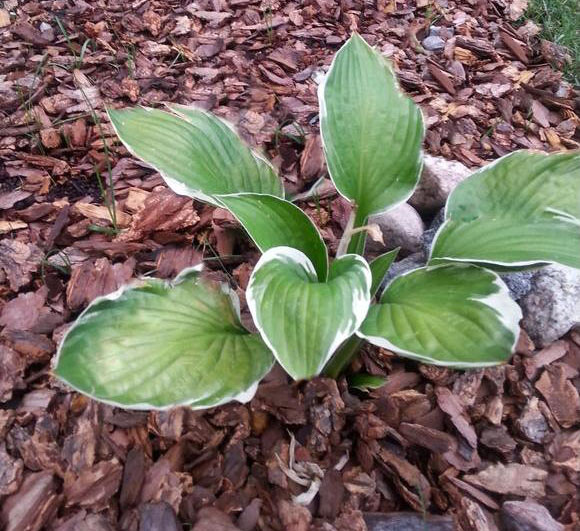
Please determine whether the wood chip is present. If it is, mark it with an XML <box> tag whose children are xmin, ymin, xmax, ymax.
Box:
<box><xmin>0</xmin><ymin>8</ymin><xmax>10</xmax><ymax>27</ymax></box>
<box><xmin>500</xmin><ymin>30</ymin><xmax>529</xmax><ymax>64</ymax></box>
<box><xmin>435</xmin><ymin>387</ymin><xmax>477</xmax><ymax>448</ymax></box>
<box><xmin>0</xmin><ymin>221</ymin><xmax>27</xmax><ymax>233</ymax></box>
<box><xmin>535</xmin><ymin>365</ymin><xmax>580</xmax><ymax>428</ymax></box>
<box><xmin>524</xmin><ymin>340</ymin><xmax>568</xmax><ymax>379</ymax></box>
<box><xmin>376</xmin><ymin>447</ymin><xmax>431</xmax><ymax>511</ymax></box>
<box><xmin>73</xmin><ymin>202</ymin><xmax>131</xmax><ymax>228</ymax></box>
<box><xmin>139</xmin><ymin>502</ymin><xmax>182</xmax><ymax>531</ymax></box>
<box><xmin>399</xmin><ymin>422</ymin><xmax>457</xmax><ymax>454</ymax></box>
<box><xmin>64</xmin><ymin>460</ymin><xmax>123</xmax><ymax>510</ymax></box>
<box><xmin>0</xmin><ymin>190</ymin><xmax>31</xmax><ymax>209</ymax></box>
<box><xmin>501</xmin><ymin>500</ymin><xmax>563</xmax><ymax>531</ymax></box>
<box><xmin>464</xmin><ymin>463</ymin><xmax>547</xmax><ymax>497</ymax></box>
<box><xmin>318</xmin><ymin>469</ymin><xmax>344</xmax><ymax>519</ymax></box>
<box><xmin>0</xmin><ymin>240</ymin><xmax>43</xmax><ymax>291</ymax></box>
<box><xmin>118</xmin><ymin>188</ymin><xmax>199</xmax><ymax>242</ymax></box>
<box><xmin>66</xmin><ymin>257</ymin><xmax>135</xmax><ymax>310</ymax></box>
<box><xmin>0</xmin><ymin>471</ymin><xmax>60</xmax><ymax>531</ymax></box>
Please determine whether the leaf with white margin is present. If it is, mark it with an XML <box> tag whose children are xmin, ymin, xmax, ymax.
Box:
<box><xmin>430</xmin><ymin>151</ymin><xmax>580</xmax><ymax>270</ymax></box>
<box><xmin>359</xmin><ymin>264</ymin><xmax>522</xmax><ymax>367</ymax></box>
<box><xmin>54</xmin><ymin>267</ymin><xmax>273</xmax><ymax>410</ymax></box>
<box><xmin>218</xmin><ymin>193</ymin><xmax>328</xmax><ymax>281</ymax></box>
<box><xmin>108</xmin><ymin>106</ymin><xmax>283</xmax><ymax>205</ymax></box>
<box><xmin>247</xmin><ymin>247</ymin><xmax>371</xmax><ymax>380</ymax></box>
<box><xmin>319</xmin><ymin>33</ymin><xmax>424</xmax><ymax>221</ymax></box>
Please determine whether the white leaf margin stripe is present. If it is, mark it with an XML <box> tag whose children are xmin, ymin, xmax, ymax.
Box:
<box><xmin>317</xmin><ymin>33</ymin><xmax>425</xmax><ymax>218</ymax></box>
<box><xmin>428</xmin><ymin>150</ymin><xmax>580</xmax><ymax>268</ymax></box>
<box><xmin>357</xmin><ymin>264</ymin><xmax>523</xmax><ymax>368</ymax></box>
<box><xmin>246</xmin><ymin>246</ymin><xmax>372</xmax><ymax>378</ymax></box>
<box><xmin>53</xmin><ymin>265</ymin><xmax>271</xmax><ymax>410</ymax></box>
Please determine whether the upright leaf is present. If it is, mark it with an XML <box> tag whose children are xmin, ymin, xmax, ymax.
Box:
<box><xmin>369</xmin><ymin>248</ymin><xmax>399</xmax><ymax>296</ymax></box>
<box><xmin>108</xmin><ymin>106</ymin><xmax>283</xmax><ymax>204</ymax></box>
<box><xmin>54</xmin><ymin>268</ymin><xmax>273</xmax><ymax>409</ymax></box>
<box><xmin>319</xmin><ymin>33</ymin><xmax>424</xmax><ymax>221</ymax></box>
<box><xmin>359</xmin><ymin>264</ymin><xmax>522</xmax><ymax>367</ymax></box>
<box><xmin>247</xmin><ymin>247</ymin><xmax>371</xmax><ymax>380</ymax></box>
<box><xmin>218</xmin><ymin>193</ymin><xmax>328</xmax><ymax>280</ymax></box>
<box><xmin>430</xmin><ymin>151</ymin><xmax>580</xmax><ymax>270</ymax></box>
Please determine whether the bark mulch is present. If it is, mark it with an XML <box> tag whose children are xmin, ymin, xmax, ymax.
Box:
<box><xmin>1</xmin><ymin>0</ymin><xmax>579</xmax><ymax>530</ymax></box>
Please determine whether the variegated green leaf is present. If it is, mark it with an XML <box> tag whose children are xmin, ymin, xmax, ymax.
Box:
<box><xmin>108</xmin><ymin>106</ymin><xmax>283</xmax><ymax>205</ymax></box>
<box><xmin>247</xmin><ymin>247</ymin><xmax>371</xmax><ymax>380</ymax></box>
<box><xmin>359</xmin><ymin>264</ymin><xmax>521</xmax><ymax>367</ymax></box>
<box><xmin>54</xmin><ymin>268</ymin><xmax>273</xmax><ymax>409</ymax></box>
<box><xmin>319</xmin><ymin>33</ymin><xmax>424</xmax><ymax>221</ymax></box>
<box><xmin>430</xmin><ymin>151</ymin><xmax>580</xmax><ymax>270</ymax></box>
<box><xmin>218</xmin><ymin>193</ymin><xmax>328</xmax><ymax>280</ymax></box>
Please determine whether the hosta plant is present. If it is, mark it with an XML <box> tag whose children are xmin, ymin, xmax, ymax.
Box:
<box><xmin>54</xmin><ymin>34</ymin><xmax>580</xmax><ymax>410</ymax></box>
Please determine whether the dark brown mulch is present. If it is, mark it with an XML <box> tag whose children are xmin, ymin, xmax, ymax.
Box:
<box><xmin>1</xmin><ymin>1</ymin><xmax>579</xmax><ymax>530</ymax></box>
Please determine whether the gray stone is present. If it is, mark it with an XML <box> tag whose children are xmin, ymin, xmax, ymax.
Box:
<box><xmin>367</xmin><ymin>203</ymin><xmax>424</xmax><ymax>257</ymax></box>
<box><xmin>364</xmin><ymin>512</ymin><xmax>455</xmax><ymax>531</ymax></box>
<box><xmin>520</xmin><ymin>264</ymin><xmax>580</xmax><ymax>347</ymax></box>
<box><xmin>501</xmin><ymin>500</ymin><xmax>564</xmax><ymax>531</ymax></box>
<box><xmin>422</xmin><ymin>35</ymin><xmax>446</xmax><ymax>52</ymax></box>
<box><xmin>421</xmin><ymin>208</ymin><xmax>445</xmax><ymax>255</ymax></box>
<box><xmin>501</xmin><ymin>271</ymin><xmax>534</xmax><ymax>301</ymax></box>
<box><xmin>429</xmin><ymin>25</ymin><xmax>442</xmax><ymax>37</ymax></box>
<box><xmin>410</xmin><ymin>155</ymin><xmax>471</xmax><ymax>214</ymax></box>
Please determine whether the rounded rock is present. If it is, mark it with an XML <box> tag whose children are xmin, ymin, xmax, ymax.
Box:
<box><xmin>367</xmin><ymin>203</ymin><xmax>424</xmax><ymax>257</ymax></box>
<box><xmin>520</xmin><ymin>264</ymin><xmax>580</xmax><ymax>347</ymax></box>
<box><xmin>410</xmin><ymin>155</ymin><xmax>471</xmax><ymax>214</ymax></box>
<box><xmin>422</xmin><ymin>35</ymin><xmax>446</xmax><ymax>52</ymax></box>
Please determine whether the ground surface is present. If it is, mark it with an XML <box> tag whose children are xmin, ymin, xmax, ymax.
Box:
<box><xmin>0</xmin><ymin>1</ymin><xmax>579</xmax><ymax>530</ymax></box>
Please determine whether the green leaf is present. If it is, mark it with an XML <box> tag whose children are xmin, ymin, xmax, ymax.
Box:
<box><xmin>247</xmin><ymin>247</ymin><xmax>371</xmax><ymax>380</ymax></box>
<box><xmin>319</xmin><ymin>33</ymin><xmax>424</xmax><ymax>220</ymax></box>
<box><xmin>348</xmin><ymin>373</ymin><xmax>386</xmax><ymax>392</ymax></box>
<box><xmin>359</xmin><ymin>264</ymin><xmax>522</xmax><ymax>367</ymax></box>
<box><xmin>108</xmin><ymin>106</ymin><xmax>283</xmax><ymax>205</ymax></box>
<box><xmin>430</xmin><ymin>151</ymin><xmax>580</xmax><ymax>270</ymax></box>
<box><xmin>54</xmin><ymin>268</ymin><xmax>273</xmax><ymax>409</ymax></box>
<box><xmin>218</xmin><ymin>193</ymin><xmax>328</xmax><ymax>281</ymax></box>
<box><xmin>369</xmin><ymin>248</ymin><xmax>399</xmax><ymax>296</ymax></box>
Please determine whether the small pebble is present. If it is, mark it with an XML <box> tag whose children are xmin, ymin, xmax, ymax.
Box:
<box><xmin>422</xmin><ymin>35</ymin><xmax>445</xmax><ymax>52</ymax></box>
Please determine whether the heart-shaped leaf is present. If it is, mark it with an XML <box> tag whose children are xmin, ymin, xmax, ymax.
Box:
<box><xmin>359</xmin><ymin>264</ymin><xmax>522</xmax><ymax>367</ymax></box>
<box><xmin>247</xmin><ymin>247</ymin><xmax>371</xmax><ymax>380</ymax></box>
<box><xmin>108</xmin><ymin>106</ymin><xmax>283</xmax><ymax>205</ymax></box>
<box><xmin>430</xmin><ymin>151</ymin><xmax>580</xmax><ymax>270</ymax></box>
<box><xmin>54</xmin><ymin>268</ymin><xmax>273</xmax><ymax>409</ymax></box>
<box><xmin>319</xmin><ymin>33</ymin><xmax>424</xmax><ymax>221</ymax></box>
<box><xmin>218</xmin><ymin>193</ymin><xmax>328</xmax><ymax>280</ymax></box>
